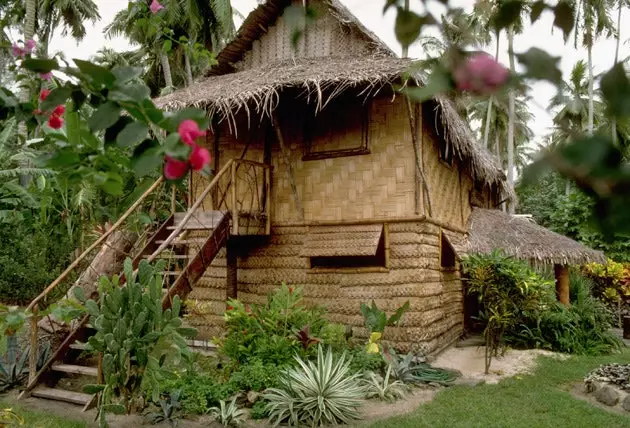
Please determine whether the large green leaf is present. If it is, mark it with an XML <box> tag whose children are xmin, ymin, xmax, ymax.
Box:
<box><xmin>22</xmin><ymin>58</ymin><xmax>58</xmax><ymax>73</ymax></box>
<box><xmin>601</xmin><ymin>63</ymin><xmax>630</xmax><ymax>118</ymax></box>
<box><xmin>40</xmin><ymin>88</ymin><xmax>72</xmax><ymax>111</ymax></box>
<box><xmin>116</xmin><ymin>121</ymin><xmax>149</xmax><ymax>147</ymax></box>
<box><xmin>73</xmin><ymin>59</ymin><xmax>116</xmax><ymax>88</ymax></box>
<box><xmin>88</xmin><ymin>101</ymin><xmax>122</xmax><ymax>131</ymax></box>
<box><xmin>132</xmin><ymin>139</ymin><xmax>163</xmax><ymax>176</ymax></box>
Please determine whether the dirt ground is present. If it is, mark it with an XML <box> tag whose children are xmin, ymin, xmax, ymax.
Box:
<box><xmin>432</xmin><ymin>346</ymin><xmax>568</xmax><ymax>384</ymax></box>
<box><xmin>4</xmin><ymin>345</ymin><xmax>561</xmax><ymax>427</ymax></box>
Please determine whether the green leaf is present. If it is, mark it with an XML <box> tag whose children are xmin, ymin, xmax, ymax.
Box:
<box><xmin>387</xmin><ymin>301</ymin><xmax>410</xmax><ymax>326</ymax></box>
<box><xmin>45</xmin><ymin>149</ymin><xmax>80</xmax><ymax>168</ymax></box>
<box><xmin>71</xmin><ymin>90</ymin><xmax>87</xmax><ymax>110</ymax></box>
<box><xmin>493</xmin><ymin>0</ymin><xmax>523</xmax><ymax>32</ymax></box>
<box><xmin>0</xmin><ymin>89</ymin><xmax>18</xmax><ymax>107</ymax></box>
<box><xmin>73</xmin><ymin>59</ymin><xmax>116</xmax><ymax>88</ymax></box>
<box><xmin>104</xmin><ymin>116</ymin><xmax>133</xmax><ymax>144</ymax></box>
<box><xmin>175</xmin><ymin>327</ymin><xmax>197</xmax><ymax>338</ymax></box>
<box><xmin>111</xmin><ymin>66</ymin><xmax>143</xmax><ymax>83</ymax></box>
<box><xmin>600</xmin><ymin>63</ymin><xmax>630</xmax><ymax>118</ymax></box>
<box><xmin>22</xmin><ymin>58</ymin><xmax>58</xmax><ymax>73</ymax></box>
<box><xmin>117</xmin><ymin>121</ymin><xmax>149</xmax><ymax>147</ymax></box>
<box><xmin>395</xmin><ymin>8</ymin><xmax>432</xmax><ymax>50</ymax></box>
<box><xmin>88</xmin><ymin>101</ymin><xmax>122</xmax><ymax>131</ymax></box>
<box><xmin>402</xmin><ymin>69</ymin><xmax>452</xmax><ymax>102</ymax></box>
<box><xmin>530</xmin><ymin>1</ymin><xmax>546</xmax><ymax>24</ymax></box>
<box><xmin>108</xmin><ymin>84</ymin><xmax>151</xmax><ymax>103</ymax></box>
<box><xmin>553</xmin><ymin>1</ymin><xmax>575</xmax><ymax>42</ymax></box>
<box><xmin>82</xmin><ymin>384</ymin><xmax>106</xmax><ymax>394</ymax></box>
<box><xmin>65</xmin><ymin>112</ymin><xmax>81</xmax><ymax>147</ymax></box>
<box><xmin>142</xmin><ymin>99</ymin><xmax>164</xmax><ymax>124</ymax></box>
<box><xmin>159</xmin><ymin>108</ymin><xmax>208</xmax><ymax>133</ymax></box>
<box><xmin>132</xmin><ymin>139</ymin><xmax>163</xmax><ymax>176</ymax></box>
<box><xmin>40</xmin><ymin>88</ymin><xmax>72</xmax><ymax>111</ymax></box>
<box><xmin>102</xmin><ymin>403</ymin><xmax>126</xmax><ymax>415</ymax></box>
<box><xmin>162</xmin><ymin>39</ymin><xmax>172</xmax><ymax>53</ymax></box>
<box><xmin>85</xmin><ymin>300</ymin><xmax>100</xmax><ymax>317</ymax></box>
<box><xmin>72</xmin><ymin>287</ymin><xmax>86</xmax><ymax>303</ymax></box>
<box><xmin>516</xmin><ymin>48</ymin><xmax>562</xmax><ymax>84</ymax></box>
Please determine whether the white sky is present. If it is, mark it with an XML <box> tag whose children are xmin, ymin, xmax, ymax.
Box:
<box><xmin>48</xmin><ymin>0</ymin><xmax>630</xmax><ymax>143</ymax></box>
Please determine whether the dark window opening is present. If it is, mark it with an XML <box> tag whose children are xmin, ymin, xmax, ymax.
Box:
<box><xmin>440</xmin><ymin>231</ymin><xmax>456</xmax><ymax>270</ymax></box>
<box><xmin>439</xmin><ymin>142</ymin><xmax>454</xmax><ymax>166</ymax></box>
<box><xmin>303</xmin><ymin>94</ymin><xmax>370</xmax><ymax>160</ymax></box>
<box><xmin>310</xmin><ymin>234</ymin><xmax>386</xmax><ymax>269</ymax></box>
<box><xmin>422</xmin><ymin>100</ymin><xmax>454</xmax><ymax>167</ymax></box>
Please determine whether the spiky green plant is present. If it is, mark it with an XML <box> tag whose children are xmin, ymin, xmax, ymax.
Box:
<box><xmin>264</xmin><ymin>346</ymin><xmax>365</xmax><ymax>427</ymax></box>
<box><xmin>363</xmin><ymin>365</ymin><xmax>407</xmax><ymax>402</ymax></box>
<box><xmin>208</xmin><ymin>396</ymin><xmax>246</xmax><ymax>427</ymax></box>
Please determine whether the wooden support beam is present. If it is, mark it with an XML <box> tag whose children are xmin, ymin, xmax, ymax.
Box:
<box><xmin>555</xmin><ymin>264</ymin><xmax>570</xmax><ymax>305</ymax></box>
<box><xmin>226</xmin><ymin>240</ymin><xmax>238</xmax><ymax>300</ymax></box>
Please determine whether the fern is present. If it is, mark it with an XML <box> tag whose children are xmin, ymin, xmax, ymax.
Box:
<box><xmin>0</xmin><ymin>168</ymin><xmax>56</xmax><ymax>179</ymax></box>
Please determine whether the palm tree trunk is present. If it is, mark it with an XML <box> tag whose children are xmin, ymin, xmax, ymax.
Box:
<box><xmin>160</xmin><ymin>53</ymin><xmax>174</xmax><ymax>89</ymax></box>
<box><xmin>184</xmin><ymin>52</ymin><xmax>193</xmax><ymax>87</ymax></box>
<box><xmin>507</xmin><ymin>26</ymin><xmax>516</xmax><ymax>214</ymax></box>
<box><xmin>587</xmin><ymin>44</ymin><xmax>594</xmax><ymax>135</ymax></box>
<box><xmin>495</xmin><ymin>132</ymin><xmax>500</xmax><ymax>164</ymax></box>
<box><xmin>483</xmin><ymin>36</ymin><xmax>501</xmax><ymax>149</ymax></box>
<box><xmin>612</xmin><ymin>2</ymin><xmax>622</xmax><ymax>145</ymax></box>
<box><xmin>18</xmin><ymin>0</ymin><xmax>37</xmax><ymax>187</ymax></box>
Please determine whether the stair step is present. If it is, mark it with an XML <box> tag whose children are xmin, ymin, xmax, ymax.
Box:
<box><xmin>51</xmin><ymin>364</ymin><xmax>98</xmax><ymax>377</ymax></box>
<box><xmin>163</xmin><ymin>271</ymin><xmax>184</xmax><ymax>276</ymax></box>
<box><xmin>156</xmin><ymin>254</ymin><xmax>190</xmax><ymax>259</ymax></box>
<box><xmin>31</xmin><ymin>386</ymin><xmax>93</xmax><ymax>406</ymax></box>
<box><xmin>69</xmin><ymin>342</ymin><xmax>88</xmax><ymax>350</ymax></box>
<box><xmin>155</xmin><ymin>239</ymin><xmax>207</xmax><ymax>246</ymax></box>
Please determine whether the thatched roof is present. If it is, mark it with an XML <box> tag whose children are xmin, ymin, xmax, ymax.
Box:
<box><xmin>455</xmin><ymin>208</ymin><xmax>606</xmax><ymax>265</ymax></box>
<box><xmin>210</xmin><ymin>0</ymin><xmax>394</xmax><ymax>75</ymax></box>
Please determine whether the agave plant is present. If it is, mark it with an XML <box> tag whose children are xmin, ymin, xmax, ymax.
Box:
<box><xmin>0</xmin><ymin>337</ymin><xmax>51</xmax><ymax>392</ymax></box>
<box><xmin>208</xmin><ymin>396</ymin><xmax>247</xmax><ymax>427</ymax></box>
<box><xmin>363</xmin><ymin>365</ymin><xmax>407</xmax><ymax>402</ymax></box>
<box><xmin>388</xmin><ymin>351</ymin><xmax>457</xmax><ymax>385</ymax></box>
<box><xmin>264</xmin><ymin>346</ymin><xmax>365</xmax><ymax>427</ymax></box>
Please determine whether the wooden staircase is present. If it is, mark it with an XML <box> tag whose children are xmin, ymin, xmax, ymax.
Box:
<box><xmin>19</xmin><ymin>159</ymin><xmax>271</xmax><ymax>409</ymax></box>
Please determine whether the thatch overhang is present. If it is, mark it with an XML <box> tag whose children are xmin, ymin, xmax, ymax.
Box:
<box><xmin>210</xmin><ymin>0</ymin><xmax>395</xmax><ymax>76</ymax></box>
<box><xmin>155</xmin><ymin>56</ymin><xmax>513</xmax><ymax>198</ymax></box>
<box><xmin>454</xmin><ymin>208</ymin><xmax>606</xmax><ymax>266</ymax></box>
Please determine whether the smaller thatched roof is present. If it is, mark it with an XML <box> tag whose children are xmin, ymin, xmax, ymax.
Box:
<box><xmin>458</xmin><ymin>208</ymin><xmax>606</xmax><ymax>265</ymax></box>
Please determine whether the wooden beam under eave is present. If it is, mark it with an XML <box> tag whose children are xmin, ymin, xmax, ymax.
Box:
<box><xmin>554</xmin><ymin>264</ymin><xmax>570</xmax><ymax>305</ymax></box>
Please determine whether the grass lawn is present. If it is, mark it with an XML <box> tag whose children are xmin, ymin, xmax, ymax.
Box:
<box><xmin>0</xmin><ymin>400</ymin><xmax>87</xmax><ymax>428</ymax></box>
<box><xmin>374</xmin><ymin>350</ymin><xmax>630</xmax><ymax>428</ymax></box>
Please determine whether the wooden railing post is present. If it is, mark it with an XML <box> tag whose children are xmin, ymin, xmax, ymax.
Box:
<box><xmin>29</xmin><ymin>305</ymin><xmax>38</xmax><ymax>384</ymax></box>
<box><xmin>265</xmin><ymin>166</ymin><xmax>271</xmax><ymax>235</ymax></box>
<box><xmin>231</xmin><ymin>161</ymin><xmax>239</xmax><ymax>236</ymax></box>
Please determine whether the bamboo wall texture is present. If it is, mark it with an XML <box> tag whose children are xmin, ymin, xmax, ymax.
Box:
<box><xmin>185</xmin><ymin>220</ymin><xmax>465</xmax><ymax>353</ymax></box>
<box><xmin>235</xmin><ymin>1</ymin><xmax>376</xmax><ymax>72</ymax></box>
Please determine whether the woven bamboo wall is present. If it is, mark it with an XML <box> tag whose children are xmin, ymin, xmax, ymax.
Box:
<box><xmin>185</xmin><ymin>219</ymin><xmax>465</xmax><ymax>354</ymax></box>
<box><xmin>235</xmin><ymin>1</ymin><xmax>376</xmax><ymax>71</ymax></box>
<box><xmin>421</xmin><ymin>110</ymin><xmax>474</xmax><ymax>230</ymax></box>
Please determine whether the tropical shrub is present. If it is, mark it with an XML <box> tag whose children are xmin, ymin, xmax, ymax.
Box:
<box><xmin>251</xmin><ymin>399</ymin><xmax>270</xmax><ymax>420</ymax></box>
<box><xmin>385</xmin><ymin>350</ymin><xmax>457</xmax><ymax>385</ymax></box>
<box><xmin>0</xmin><ymin>338</ymin><xmax>50</xmax><ymax>392</ymax></box>
<box><xmin>143</xmin><ymin>389</ymin><xmax>182</xmax><ymax>427</ymax></box>
<box><xmin>346</xmin><ymin>347</ymin><xmax>386</xmax><ymax>375</ymax></box>
<box><xmin>219</xmin><ymin>284</ymin><xmax>327</xmax><ymax>366</ymax></box>
<box><xmin>208</xmin><ymin>396</ymin><xmax>247</xmax><ymax>427</ymax></box>
<box><xmin>162</xmin><ymin>373</ymin><xmax>236</xmax><ymax>415</ymax></box>
<box><xmin>360</xmin><ymin>300</ymin><xmax>409</xmax><ymax>353</ymax></box>
<box><xmin>510</xmin><ymin>271</ymin><xmax>621</xmax><ymax>355</ymax></box>
<box><xmin>82</xmin><ymin>259</ymin><xmax>196</xmax><ymax>425</ymax></box>
<box><xmin>463</xmin><ymin>250</ymin><xmax>553</xmax><ymax>373</ymax></box>
<box><xmin>264</xmin><ymin>346</ymin><xmax>364</xmax><ymax>427</ymax></box>
<box><xmin>363</xmin><ymin>365</ymin><xmax>407</xmax><ymax>402</ymax></box>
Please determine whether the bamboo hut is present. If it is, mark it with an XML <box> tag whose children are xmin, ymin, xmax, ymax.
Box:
<box><xmin>155</xmin><ymin>0</ymin><xmax>602</xmax><ymax>353</ymax></box>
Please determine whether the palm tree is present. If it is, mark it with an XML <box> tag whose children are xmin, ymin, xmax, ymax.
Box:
<box><xmin>611</xmin><ymin>0</ymin><xmax>630</xmax><ymax>144</ymax></box>
<box><xmin>573</xmin><ymin>0</ymin><xmax>615</xmax><ymax>135</ymax></box>
<box><xmin>37</xmin><ymin>0</ymin><xmax>100</xmax><ymax>56</ymax></box>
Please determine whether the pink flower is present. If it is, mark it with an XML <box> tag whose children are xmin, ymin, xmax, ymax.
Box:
<box><xmin>52</xmin><ymin>105</ymin><xmax>65</xmax><ymax>116</ymax></box>
<box><xmin>163</xmin><ymin>156</ymin><xmax>189</xmax><ymax>180</ymax></box>
<box><xmin>189</xmin><ymin>144</ymin><xmax>210</xmax><ymax>171</ymax></box>
<box><xmin>39</xmin><ymin>89</ymin><xmax>51</xmax><ymax>101</ymax></box>
<box><xmin>453</xmin><ymin>53</ymin><xmax>509</xmax><ymax>95</ymax></box>
<box><xmin>11</xmin><ymin>43</ymin><xmax>24</xmax><ymax>58</ymax></box>
<box><xmin>178</xmin><ymin>119</ymin><xmax>206</xmax><ymax>146</ymax></box>
<box><xmin>150</xmin><ymin>0</ymin><xmax>164</xmax><ymax>14</ymax></box>
<box><xmin>47</xmin><ymin>115</ymin><xmax>63</xmax><ymax>129</ymax></box>
<box><xmin>24</xmin><ymin>39</ymin><xmax>36</xmax><ymax>54</ymax></box>
<box><xmin>40</xmin><ymin>72</ymin><xmax>53</xmax><ymax>80</ymax></box>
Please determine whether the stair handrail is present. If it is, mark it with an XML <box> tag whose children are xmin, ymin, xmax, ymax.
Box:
<box><xmin>25</xmin><ymin>176</ymin><xmax>165</xmax><ymax>312</ymax></box>
<box><xmin>146</xmin><ymin>160</ymin><xmax>235</xmax><ymax>263</ymax></box>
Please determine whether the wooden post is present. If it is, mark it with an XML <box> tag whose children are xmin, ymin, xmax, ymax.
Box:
<box><xmin>231</xmin><ymin>161</ymin><xmax>239</xmax><ymax>236</ymax></box>
<box><xmin>28</xmin><ymin>305</ymin><xmax>38</xmax><ymax>384</ymax></box>
<box><xmin>265</xmin><ymin>167</ymin><xmax>271</xmax><ymax>235</ymax></box>
<box><xmin>226</xmin><ymin>240</ymin><xmax>237</xmax><ymax>300</ymax></box>
<box><xmin>555</xmin><ymin>264</ymin><xmax>570</xmax><ymax>305</ymax></box>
